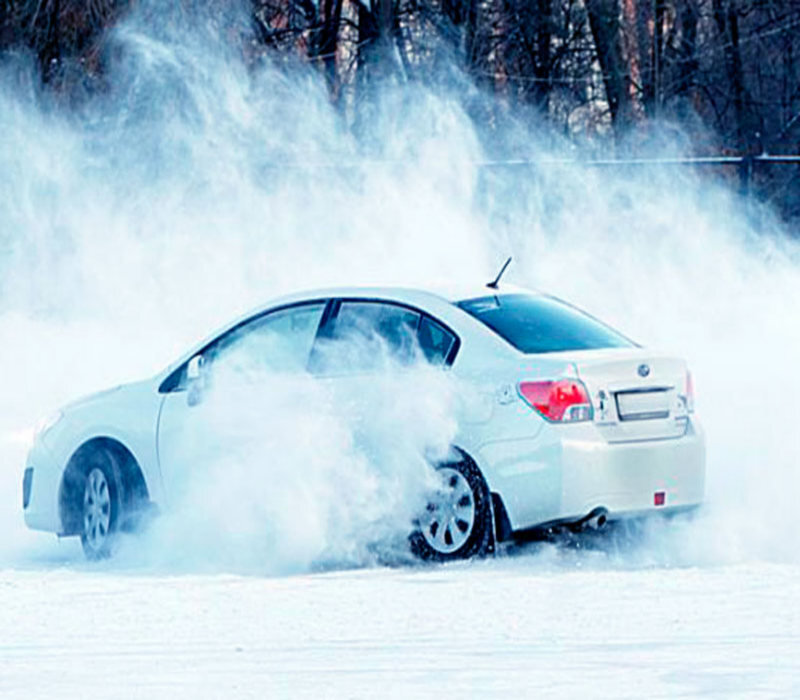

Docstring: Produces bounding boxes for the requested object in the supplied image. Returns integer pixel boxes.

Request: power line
[477,155,800,167]
[272,155,800,169]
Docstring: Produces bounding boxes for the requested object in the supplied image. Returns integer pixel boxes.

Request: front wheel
[410,456,493,561]
[80,452,120,560]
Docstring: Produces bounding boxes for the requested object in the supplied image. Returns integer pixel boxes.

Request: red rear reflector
[518,379,593,422]
[654,491,666,506]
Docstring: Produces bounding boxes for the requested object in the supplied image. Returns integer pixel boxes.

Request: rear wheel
[80,452,120,560]
[410,456,493,561]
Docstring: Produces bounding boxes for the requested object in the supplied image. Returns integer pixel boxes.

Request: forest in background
[1,0,798,223]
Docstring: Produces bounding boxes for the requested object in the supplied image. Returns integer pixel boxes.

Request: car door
[156,301,328,502]
[304,299,462,489]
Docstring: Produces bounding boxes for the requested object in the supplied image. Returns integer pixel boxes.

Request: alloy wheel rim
[83,467,111,551]
[421,467,476,554]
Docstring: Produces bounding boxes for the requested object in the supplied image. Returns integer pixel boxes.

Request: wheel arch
[58,437,150,536]
[448,445,512,549]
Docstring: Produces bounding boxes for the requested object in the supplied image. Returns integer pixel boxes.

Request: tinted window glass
[457,294,634,354]
[315,301,421,372]
[418,315,456,365]
[211,302,326,374]
[337,302,420,353]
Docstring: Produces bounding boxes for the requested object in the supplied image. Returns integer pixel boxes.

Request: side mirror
[187,354,204,381]
[186,354,205,407]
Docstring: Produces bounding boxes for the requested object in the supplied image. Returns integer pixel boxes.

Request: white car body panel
[25,380,167,533]
[23,284,705,541]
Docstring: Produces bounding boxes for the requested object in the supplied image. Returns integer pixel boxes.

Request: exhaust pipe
[580,507,609,531]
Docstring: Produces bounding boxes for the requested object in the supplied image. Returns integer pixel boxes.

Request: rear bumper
[559,423,705,520]
[478,419,705,531]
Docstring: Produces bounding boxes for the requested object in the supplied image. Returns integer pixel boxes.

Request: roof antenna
[487,256,512,289]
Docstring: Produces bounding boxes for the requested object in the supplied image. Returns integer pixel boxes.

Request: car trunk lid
[570,349,690,442]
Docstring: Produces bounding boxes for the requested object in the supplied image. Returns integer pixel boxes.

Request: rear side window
[456,293,634,354]
[418,315,457,365]
[337,301,420,363]
[312,300,458,373]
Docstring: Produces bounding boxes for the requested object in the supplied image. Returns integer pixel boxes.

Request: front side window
[457,293,634,354]
[209,302,326,375]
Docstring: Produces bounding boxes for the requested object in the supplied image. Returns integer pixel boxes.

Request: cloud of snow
[497,163,800,566]
[117,359,459,574]
[0,0,797,572]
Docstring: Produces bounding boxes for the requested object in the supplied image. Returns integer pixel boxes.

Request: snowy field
[0,563,798,699]
[2,6,800,696]
[1,525,798,698]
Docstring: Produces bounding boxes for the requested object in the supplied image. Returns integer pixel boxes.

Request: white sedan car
[22,284,705,560]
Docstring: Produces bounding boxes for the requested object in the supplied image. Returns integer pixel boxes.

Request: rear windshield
[456,293,635,354]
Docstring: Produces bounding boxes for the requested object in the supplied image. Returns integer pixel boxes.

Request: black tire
[410,454,494,561]
[79,449,121,560]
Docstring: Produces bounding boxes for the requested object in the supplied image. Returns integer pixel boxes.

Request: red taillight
[518,379,593,423]
[685,370,695,413]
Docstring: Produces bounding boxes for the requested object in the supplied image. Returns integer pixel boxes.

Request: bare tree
[2,0,800,218]
[585,0,635,133]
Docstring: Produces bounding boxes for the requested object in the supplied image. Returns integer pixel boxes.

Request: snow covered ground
[1,546,798,698]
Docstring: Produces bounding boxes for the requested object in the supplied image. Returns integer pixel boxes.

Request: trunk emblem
[638,364,651,378]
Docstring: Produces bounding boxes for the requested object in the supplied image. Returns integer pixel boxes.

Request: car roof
[255,282,538,309]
